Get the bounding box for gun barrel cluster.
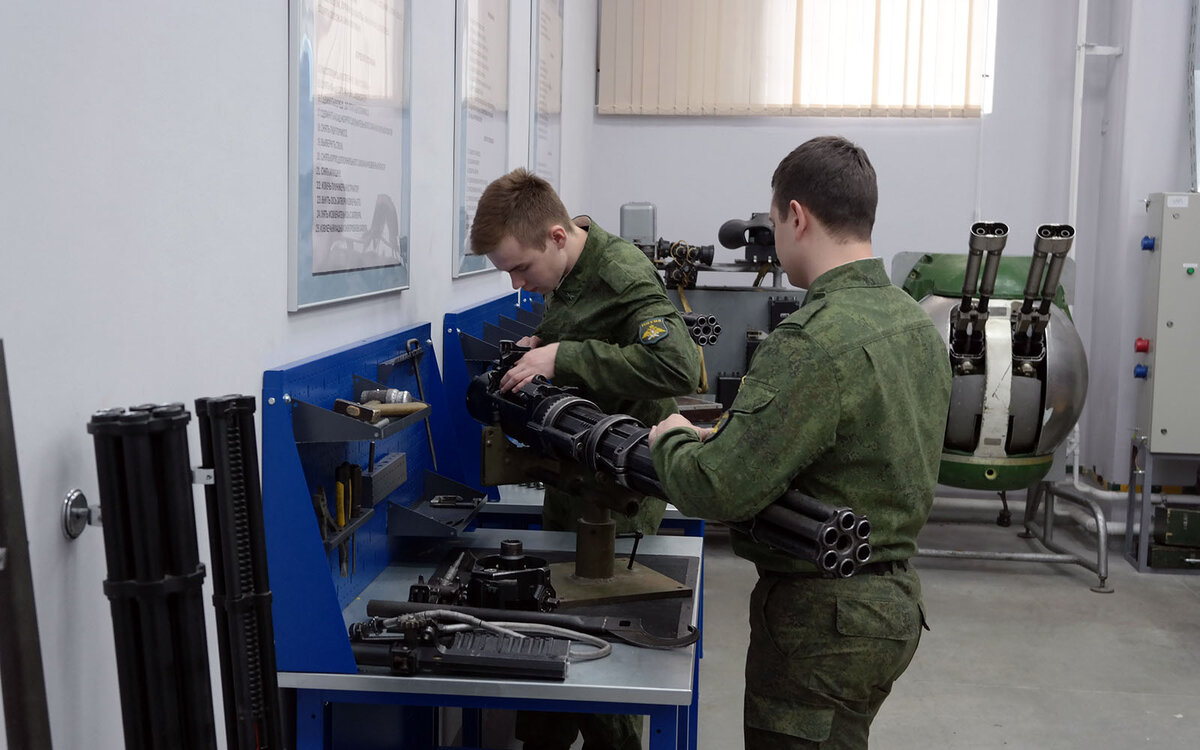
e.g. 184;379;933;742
466;371;872;573
729;490;871;577
681;312;722;347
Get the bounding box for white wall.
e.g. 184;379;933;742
0;1;555;747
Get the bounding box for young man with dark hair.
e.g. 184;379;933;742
471;168;701;750
649;136;952;749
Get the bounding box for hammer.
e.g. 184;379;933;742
334;398;425;424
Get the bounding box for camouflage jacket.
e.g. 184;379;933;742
651;258;952;572
537;218;701;426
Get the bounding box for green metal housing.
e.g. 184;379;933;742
900;253;1072;317
901;253;1074;491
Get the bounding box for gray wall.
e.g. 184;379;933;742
0;0;1193;747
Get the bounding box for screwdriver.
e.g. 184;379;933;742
335;464;349;577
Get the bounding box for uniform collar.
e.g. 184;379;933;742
550;216;605;306
803;257;889;304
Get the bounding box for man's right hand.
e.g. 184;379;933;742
516;335;543;348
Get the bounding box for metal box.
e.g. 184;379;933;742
1153;505;1200;548
619;202;656;245
1137;194;1200;453
1148;543;1200;569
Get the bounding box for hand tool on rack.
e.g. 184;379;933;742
349;463;362;575
406;338;438;470
335;465;349;577
311;487;337;543
333;398;425;424
358;388;412;404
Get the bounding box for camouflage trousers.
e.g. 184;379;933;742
744;563;925;750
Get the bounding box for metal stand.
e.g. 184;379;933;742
918;481;1112;592
1124;434;1200;574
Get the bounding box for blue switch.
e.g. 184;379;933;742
1141;236;1156;251
1134;364;1149;379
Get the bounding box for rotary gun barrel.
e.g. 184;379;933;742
465;358;871;575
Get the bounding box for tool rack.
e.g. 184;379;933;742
261;323;479;674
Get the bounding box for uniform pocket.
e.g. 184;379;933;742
835;596;921;641
730;376;777;414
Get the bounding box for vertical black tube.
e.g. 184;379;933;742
196;396;284;750
120;410;184;748
153;404;217;748
0;341;54;749
89;408;148;749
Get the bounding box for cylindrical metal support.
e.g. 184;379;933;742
574;503;616;579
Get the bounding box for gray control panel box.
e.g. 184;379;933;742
1138;193;1200;453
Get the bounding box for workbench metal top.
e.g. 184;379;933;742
278;528;702;706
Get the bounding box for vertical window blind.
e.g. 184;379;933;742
597;0;994;117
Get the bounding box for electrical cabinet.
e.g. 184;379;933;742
1137;193;1200;453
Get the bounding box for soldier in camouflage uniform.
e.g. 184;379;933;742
649;137;952;749
471;168;701;750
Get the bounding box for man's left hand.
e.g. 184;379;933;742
499;343;559;392
649;413;699;447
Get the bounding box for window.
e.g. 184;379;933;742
597;0;995;117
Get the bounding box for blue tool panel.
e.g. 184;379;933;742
261;323;466;674
442;291;542;497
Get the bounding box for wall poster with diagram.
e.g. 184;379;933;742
289;0;411;310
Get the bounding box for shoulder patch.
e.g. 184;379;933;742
638;317;670;345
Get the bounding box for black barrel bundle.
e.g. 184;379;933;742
681;312;722;347
465;366;872;576
87;404;218;750
194;396;284;750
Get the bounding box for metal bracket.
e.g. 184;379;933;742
192;467;215;486
62;488;102;540
0;547;6;570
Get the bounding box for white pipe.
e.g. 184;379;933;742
1068;0;1088;227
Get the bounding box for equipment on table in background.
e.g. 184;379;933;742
194;395;285;750
719;213;777;265
903;222;1088;492
410;540;559;611
681;312;722;347
87;404;218;750
465;342;873;577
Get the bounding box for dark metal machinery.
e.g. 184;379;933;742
0;341;54;750
465;349;872;577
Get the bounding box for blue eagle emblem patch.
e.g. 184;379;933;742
638;317;669;344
